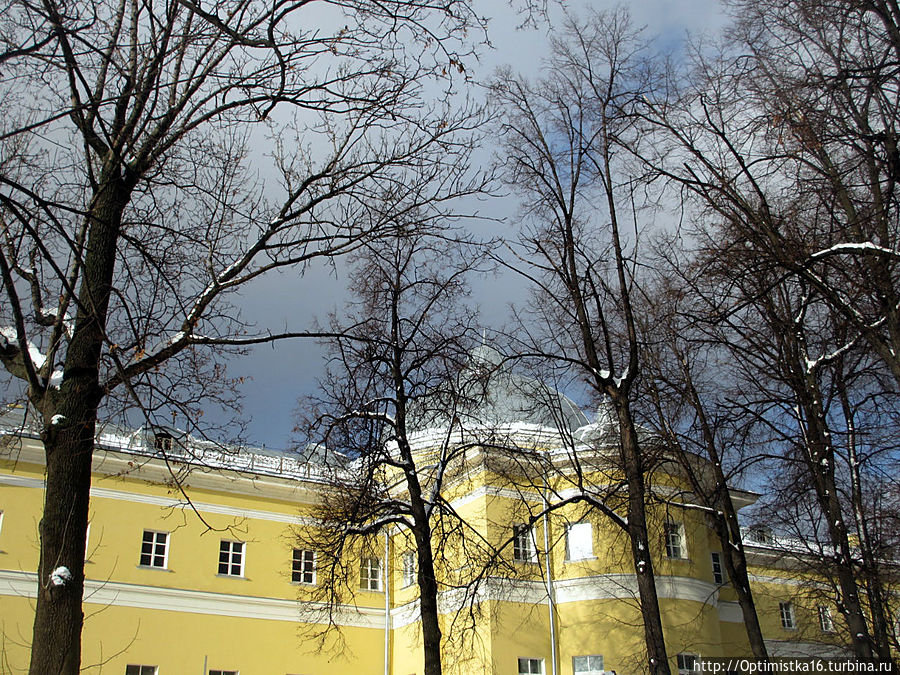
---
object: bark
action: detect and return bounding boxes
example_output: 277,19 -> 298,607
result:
615,398 -> 672,675
677,358 -> 769,659
29,170 -> 128,674
410,497 -> 442,675
796,370 -> 875,659
836,383 -> 895,662
714,510 -> 769,660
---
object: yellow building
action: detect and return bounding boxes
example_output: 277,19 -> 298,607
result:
0,380 -> 852,674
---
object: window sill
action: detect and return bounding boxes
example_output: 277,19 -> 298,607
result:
290,580 -> 316,586
137,565 -> 172,572
216,573 -> 248,580
566,555 -> 598,563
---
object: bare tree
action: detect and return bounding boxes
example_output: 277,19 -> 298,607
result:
491,9 -> 673,674
0,0 -> 490,671
295,216 -> 500,675
634,0 -> 900,659
640,0 -> 900,387
657,239 -> 895,660
636,264 -> 771,659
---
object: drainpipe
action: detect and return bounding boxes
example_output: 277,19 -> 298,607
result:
543,486 -> 559,675
384,528 -> 391,675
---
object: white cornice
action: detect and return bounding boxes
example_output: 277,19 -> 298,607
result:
0,569 -> 383,629
388,574 -> 725,629
0,472 -> 318,526
4,436 -> 323,503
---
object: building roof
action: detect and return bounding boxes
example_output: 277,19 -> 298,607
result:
0,403 -> 338,481
447,345 -> 590,432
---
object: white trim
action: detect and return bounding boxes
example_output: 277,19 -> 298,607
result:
1,437 -> 325,502
764,640 -> 850,658
0,472 -> 317,526
385,574 -> 724,628
0,569 -> 383,628
718,601 -> 744,623
451,484 -> 544,510
748,572 -> 812,588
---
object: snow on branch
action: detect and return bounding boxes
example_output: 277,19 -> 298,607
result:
807,242 -> 900,262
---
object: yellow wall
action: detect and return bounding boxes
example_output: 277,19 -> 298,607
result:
0,432 -> 859,674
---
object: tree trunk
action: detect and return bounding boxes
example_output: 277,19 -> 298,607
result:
674,360 -> 769,660
714,510 -> 769,659
836,379 -> 896,663
616,400 -> 672,675
29,171 -> 126,674
798,379 -> 875,660
414,523 -> 442,675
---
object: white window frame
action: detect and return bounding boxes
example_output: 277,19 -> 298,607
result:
711,551 -> 726,585
401,551 -> 416,588
677,653 -> 699,675
818,605 -> 835,633
780,601 -> 796,629
665,520 -> 686,559
517,657 -> 544,675
218,540 -> 245,577
208,670 -> 238,675
291,549 -> 315,584
140,530 -> 169,569
566,522 -> 593,561
360,556 -> 383,591
125,666 -> 158,675
513,524 -> 538,563
573,654 -> 604,675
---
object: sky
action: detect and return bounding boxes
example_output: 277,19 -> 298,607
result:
218,0 -> 729,452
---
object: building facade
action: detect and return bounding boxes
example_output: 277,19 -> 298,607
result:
0,397 -> 852,675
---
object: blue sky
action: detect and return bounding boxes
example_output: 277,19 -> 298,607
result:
221,0 -> 728,451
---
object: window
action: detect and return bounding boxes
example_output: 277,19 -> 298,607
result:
153,432 -> 173,452
84,523 -> 91,560
218,540 -> 244,577
517,657 -> 544,675
140,530 -> 168,569
677,653 -> 699,675
125,667 -> 157,675
818,605 -> 835,633
566,522 -> 593,561
665,521 -> 685,559
780,601 -> 796,629
513,524 -> 537,562
291,549 -> 315,584
573,655 -> 604,675
401,551 -> 416,588
360,557 -> 382,591
711,552 -> 726,585
748,527 -> 773,545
